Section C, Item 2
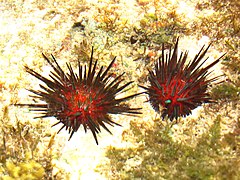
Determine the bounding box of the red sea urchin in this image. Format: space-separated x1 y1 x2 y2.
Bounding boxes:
18 48 141 144
139 38 225 121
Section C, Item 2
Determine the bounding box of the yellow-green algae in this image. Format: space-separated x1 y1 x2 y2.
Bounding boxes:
0 105 68 179
98 116 240 179
1 154 44 180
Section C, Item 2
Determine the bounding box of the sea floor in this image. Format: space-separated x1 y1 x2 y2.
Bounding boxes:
0 0 239 179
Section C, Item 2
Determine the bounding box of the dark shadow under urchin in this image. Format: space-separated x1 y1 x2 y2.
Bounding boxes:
16 47 142 145
139 38 226 121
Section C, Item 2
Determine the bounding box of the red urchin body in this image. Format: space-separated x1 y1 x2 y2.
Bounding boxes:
18 48 141 144
140 38 225 120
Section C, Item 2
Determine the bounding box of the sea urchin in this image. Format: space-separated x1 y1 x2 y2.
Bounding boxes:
139 38 225 121
18 48 141 144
